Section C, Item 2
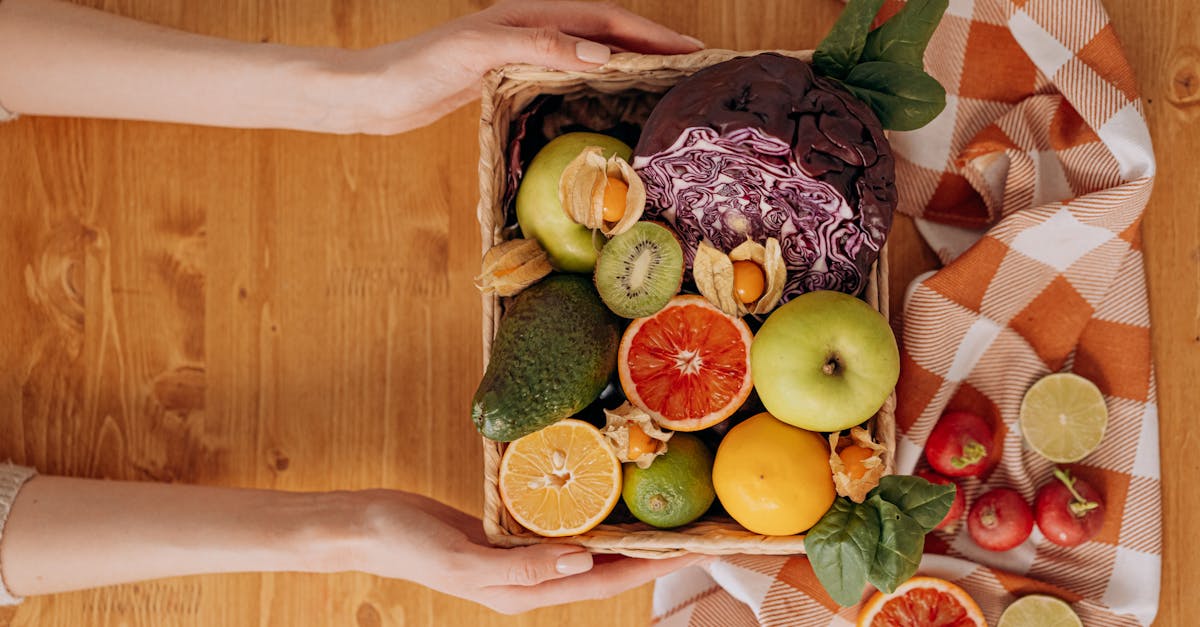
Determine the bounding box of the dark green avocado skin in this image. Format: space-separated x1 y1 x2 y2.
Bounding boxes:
472 274 620 442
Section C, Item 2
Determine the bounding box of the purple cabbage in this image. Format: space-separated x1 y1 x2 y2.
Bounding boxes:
632 54 897 299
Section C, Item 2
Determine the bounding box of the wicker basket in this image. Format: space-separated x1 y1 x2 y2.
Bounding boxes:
476 49 895 558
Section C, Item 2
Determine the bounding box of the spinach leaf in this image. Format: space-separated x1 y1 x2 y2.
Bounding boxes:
805 497 880 606
813 0 886 80
861 0 949 68
870 475 957 533
865 496 926 594
807 476 954 605
842 61 947 131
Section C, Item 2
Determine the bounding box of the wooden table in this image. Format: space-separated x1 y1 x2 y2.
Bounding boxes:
0 1 1194 625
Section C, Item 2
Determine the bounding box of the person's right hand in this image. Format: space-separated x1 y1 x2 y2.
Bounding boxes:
350 490 710 615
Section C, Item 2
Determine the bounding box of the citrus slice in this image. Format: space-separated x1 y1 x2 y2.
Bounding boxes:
499 419 622 537
857 576 986 627
1019 373 1108 463
997 594 1081 627
618 295 753 431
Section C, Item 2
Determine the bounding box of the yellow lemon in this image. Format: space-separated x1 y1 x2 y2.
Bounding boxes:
712 412 836 535
499 419 622 537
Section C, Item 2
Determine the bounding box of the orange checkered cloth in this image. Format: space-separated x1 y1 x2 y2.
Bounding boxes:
653 0 1159 625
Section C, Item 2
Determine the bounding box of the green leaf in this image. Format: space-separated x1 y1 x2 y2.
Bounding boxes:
861 0 950 68
870 475 957 533
813 0 886 79
805 497 880 606
842 61 947 131
866 496 926 594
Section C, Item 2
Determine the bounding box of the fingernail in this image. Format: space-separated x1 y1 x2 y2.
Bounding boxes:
682 35 706 49
556 551 594 575
576 40 611 64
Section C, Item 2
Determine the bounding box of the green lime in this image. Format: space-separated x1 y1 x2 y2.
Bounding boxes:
1019 372 1109 463
622 433 715 528
997 594 1082 627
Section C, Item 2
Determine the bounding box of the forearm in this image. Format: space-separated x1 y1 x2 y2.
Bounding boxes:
0 0 369 132
0 476 365 596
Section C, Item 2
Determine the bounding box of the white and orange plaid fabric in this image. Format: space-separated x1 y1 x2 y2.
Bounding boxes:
654 0 1159 625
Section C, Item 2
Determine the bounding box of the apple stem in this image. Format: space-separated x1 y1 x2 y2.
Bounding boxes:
1054 468 1099 518
950 440 987 469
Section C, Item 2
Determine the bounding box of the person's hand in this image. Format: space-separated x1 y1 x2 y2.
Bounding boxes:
0 0 699 134
349 490 711 615
337 0 704 134
0 475 707 608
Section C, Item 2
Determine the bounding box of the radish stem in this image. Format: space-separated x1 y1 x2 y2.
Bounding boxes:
950 440 986 469
1054 467 1100 518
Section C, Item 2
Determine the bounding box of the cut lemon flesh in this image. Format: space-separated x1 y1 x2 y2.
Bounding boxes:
1019 373 1108 463
499 419 622 537
997 594 1082 627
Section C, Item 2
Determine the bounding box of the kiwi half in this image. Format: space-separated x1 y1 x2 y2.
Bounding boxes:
594 222 684 318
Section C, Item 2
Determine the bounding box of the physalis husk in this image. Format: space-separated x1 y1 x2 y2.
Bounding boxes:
693 238 786 317
828 427 888 503
601 402 672 469
558 147 646 237
474 238 553 297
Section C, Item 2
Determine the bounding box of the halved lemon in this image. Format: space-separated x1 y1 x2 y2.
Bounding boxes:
499 419 622 537
1019 373 1108 463
857 576 986 627
997 594 1081 627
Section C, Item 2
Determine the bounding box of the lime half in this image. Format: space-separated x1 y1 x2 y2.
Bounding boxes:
1019 373 1108 463
997 594 1082 627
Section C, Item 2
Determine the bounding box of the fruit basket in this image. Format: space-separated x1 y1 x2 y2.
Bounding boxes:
476 49 896 558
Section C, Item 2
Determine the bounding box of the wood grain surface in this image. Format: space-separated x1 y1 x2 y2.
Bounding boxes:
0 1 1195 625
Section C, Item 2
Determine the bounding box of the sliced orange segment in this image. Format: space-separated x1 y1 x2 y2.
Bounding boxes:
858 576 987 627
618 295 753 431
499 419 622 537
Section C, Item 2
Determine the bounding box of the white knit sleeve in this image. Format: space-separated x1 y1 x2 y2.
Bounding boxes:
0 464 36 605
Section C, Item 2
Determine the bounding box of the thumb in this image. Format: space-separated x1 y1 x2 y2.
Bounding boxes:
478 543 595 586
493 25 612 71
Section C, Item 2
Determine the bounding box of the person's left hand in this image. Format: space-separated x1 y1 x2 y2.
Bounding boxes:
335 0 703 134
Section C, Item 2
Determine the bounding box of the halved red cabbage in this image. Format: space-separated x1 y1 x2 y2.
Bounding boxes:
632 54 896 299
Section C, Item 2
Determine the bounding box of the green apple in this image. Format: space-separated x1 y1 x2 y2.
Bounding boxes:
750 290 899 432
516 132 631 273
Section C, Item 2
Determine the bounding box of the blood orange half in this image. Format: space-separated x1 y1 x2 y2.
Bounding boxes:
857 576 986 627
618 295 753 431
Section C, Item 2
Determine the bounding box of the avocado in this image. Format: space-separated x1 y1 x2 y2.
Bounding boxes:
516 132 632 273
473 274 621 442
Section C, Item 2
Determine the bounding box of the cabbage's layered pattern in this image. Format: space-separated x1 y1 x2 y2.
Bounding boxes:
633 54 897 299
635 126 875 297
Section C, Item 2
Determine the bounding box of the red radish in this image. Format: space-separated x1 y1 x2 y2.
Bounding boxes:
968 488 1033 551
1035 468 1106 547
924 410 996 478
916 469 966 531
